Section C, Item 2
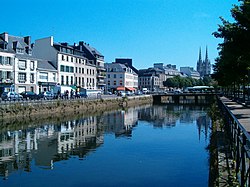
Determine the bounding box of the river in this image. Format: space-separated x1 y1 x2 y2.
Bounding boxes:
0 104 211 187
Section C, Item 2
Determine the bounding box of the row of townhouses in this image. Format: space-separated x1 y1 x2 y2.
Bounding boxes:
0 32 105 94
0 32 211 95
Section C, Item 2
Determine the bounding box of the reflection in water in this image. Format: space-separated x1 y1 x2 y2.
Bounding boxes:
139 105 210 141
0 104 211 183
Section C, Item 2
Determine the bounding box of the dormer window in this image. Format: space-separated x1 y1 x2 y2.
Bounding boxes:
0 42 7 50
16 48 24 54
25 47 32 55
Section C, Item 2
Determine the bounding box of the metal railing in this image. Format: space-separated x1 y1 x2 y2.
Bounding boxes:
217 96 250 186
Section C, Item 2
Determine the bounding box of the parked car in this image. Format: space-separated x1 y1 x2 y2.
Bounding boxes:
75 91 87 98
20 91 41 100
1 91 23 101
38 91 54 100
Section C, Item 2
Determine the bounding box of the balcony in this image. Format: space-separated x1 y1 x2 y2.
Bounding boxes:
97 80 106 86
97 65 106 71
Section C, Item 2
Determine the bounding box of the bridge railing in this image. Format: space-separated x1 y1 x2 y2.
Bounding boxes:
217 96 250 186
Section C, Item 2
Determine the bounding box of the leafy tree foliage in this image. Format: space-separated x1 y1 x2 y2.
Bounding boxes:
163 75 213 88
213 0 250 87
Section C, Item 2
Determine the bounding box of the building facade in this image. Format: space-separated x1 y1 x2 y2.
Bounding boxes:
0 32 38 93
32 37 98 90
37 60 57 93
138 68 166 92
74 42 106 90
180 67 200 79
105 62 138 93
153 63 180 79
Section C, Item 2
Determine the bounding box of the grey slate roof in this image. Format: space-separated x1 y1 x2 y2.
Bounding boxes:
83 43 103 57
0 33 35 58
37 60 57 71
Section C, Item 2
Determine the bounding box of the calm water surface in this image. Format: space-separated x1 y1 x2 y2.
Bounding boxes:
0 104 211 187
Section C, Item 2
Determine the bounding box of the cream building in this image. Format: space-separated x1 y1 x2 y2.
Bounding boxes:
32 36 97 90
105 62 138 93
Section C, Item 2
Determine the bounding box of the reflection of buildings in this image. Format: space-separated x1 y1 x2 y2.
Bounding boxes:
0 104 212 180
138 105 179 127
102 108 138 137
0 116 103 179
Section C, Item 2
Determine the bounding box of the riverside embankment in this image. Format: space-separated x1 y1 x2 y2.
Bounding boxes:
0 95 153 122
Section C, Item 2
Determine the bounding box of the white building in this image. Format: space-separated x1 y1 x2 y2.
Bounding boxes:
32 37 97 90
0 32 38 93
37 60 57 93
105 62 138 93
180 67 200 79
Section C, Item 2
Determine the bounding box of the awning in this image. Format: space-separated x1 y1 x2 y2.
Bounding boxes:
117 86 125 91
126 87 136 91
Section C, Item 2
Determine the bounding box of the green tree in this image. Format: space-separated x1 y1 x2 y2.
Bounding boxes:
213 0 250 88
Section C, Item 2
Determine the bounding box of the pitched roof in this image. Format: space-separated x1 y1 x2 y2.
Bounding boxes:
37 60 57 71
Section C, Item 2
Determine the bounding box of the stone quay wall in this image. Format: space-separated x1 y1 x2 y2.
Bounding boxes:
0 95 153 121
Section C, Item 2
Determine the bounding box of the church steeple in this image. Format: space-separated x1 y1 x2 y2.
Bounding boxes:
197 47 203 74
203 46 211 76
199 47 202 62
205 46 208 61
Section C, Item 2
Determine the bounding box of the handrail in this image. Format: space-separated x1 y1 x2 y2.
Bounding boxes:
217 96 250 186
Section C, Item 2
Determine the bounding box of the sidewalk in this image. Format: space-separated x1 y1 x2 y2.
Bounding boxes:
220 96 250 132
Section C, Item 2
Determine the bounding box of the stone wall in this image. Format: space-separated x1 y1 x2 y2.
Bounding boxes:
0 95 153 122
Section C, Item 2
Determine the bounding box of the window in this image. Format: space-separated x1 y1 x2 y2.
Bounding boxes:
66 76 69 85
87 69 89 75
61 75 64 85
70 66 74 73
114 74 116 78
75 67 78 73
30 61 34 70
66 56 69 61
39 72 48 81
79 77 81 85
108 81 110 85
79 68 81 73
62 55 65 61
113 80 116 85
120 80 123 85
18 73 26 82
82 78 84 86
71 57 73 62
66 66 69 72
30 73 34 83
16 48 24 54
107 74 110 78
0 56 3 64
75 77 77 85
18 60 26 70
71 76 73 85
60 65 65 72
53 73 56 81
82 68 84 74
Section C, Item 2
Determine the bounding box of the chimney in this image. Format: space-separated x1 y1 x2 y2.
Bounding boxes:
79 41 84 46
24 36 31 45
61 42 68 46
1 32 8 43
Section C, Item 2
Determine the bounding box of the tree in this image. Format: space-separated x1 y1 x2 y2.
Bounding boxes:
213 0 250 88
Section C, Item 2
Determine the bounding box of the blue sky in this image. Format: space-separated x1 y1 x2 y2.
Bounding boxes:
2 0 237 70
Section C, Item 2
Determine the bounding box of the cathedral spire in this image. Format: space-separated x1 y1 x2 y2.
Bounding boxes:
199 47 202 61
205 46 208 60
